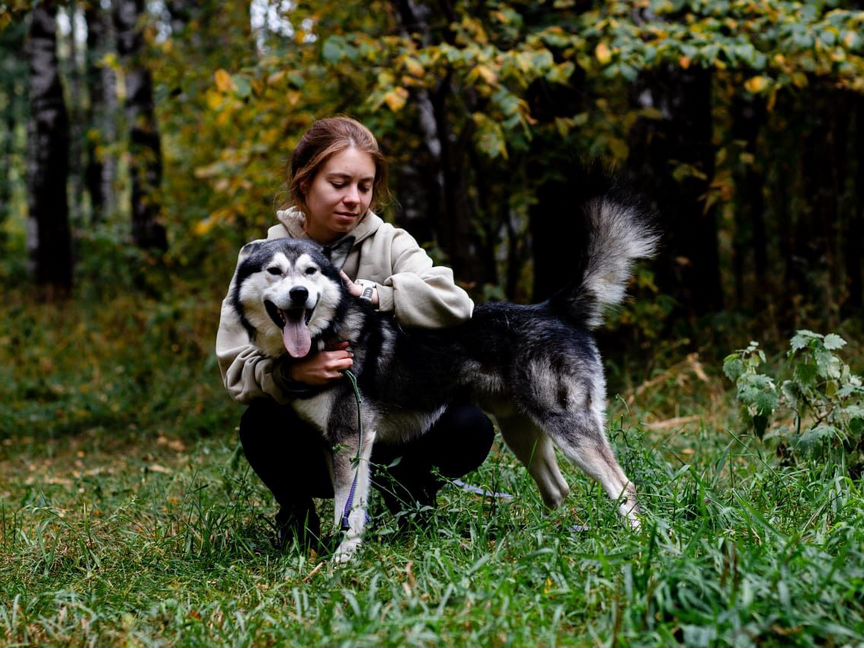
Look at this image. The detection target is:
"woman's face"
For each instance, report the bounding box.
[302,146,376,244]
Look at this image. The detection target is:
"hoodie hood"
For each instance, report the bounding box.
[270,206,383,249]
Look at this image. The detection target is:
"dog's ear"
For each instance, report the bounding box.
[237,240,265,261]
[323,236,355,270]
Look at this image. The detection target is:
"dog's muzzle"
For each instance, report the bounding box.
[264,297,316,358]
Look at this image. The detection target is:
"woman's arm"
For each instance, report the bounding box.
[358,224,474,328]
[216,296,305,403]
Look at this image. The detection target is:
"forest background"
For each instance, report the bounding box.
[2,1,864,646]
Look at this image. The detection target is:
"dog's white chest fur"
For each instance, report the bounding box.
[292,391,338,431]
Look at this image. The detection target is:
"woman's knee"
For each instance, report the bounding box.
[238,399,334,500]
[239,399,279,446]
[427,405,495,477]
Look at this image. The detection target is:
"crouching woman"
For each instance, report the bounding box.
[215,116,494,550]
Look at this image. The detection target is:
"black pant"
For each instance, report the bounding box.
[239,398,495,513]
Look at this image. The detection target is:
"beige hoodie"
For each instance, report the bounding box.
[215,208,474,404]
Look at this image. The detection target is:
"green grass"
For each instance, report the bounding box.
[1,292,863,647]
[3,422,863,646]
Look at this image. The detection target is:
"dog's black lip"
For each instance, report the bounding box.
[264,299,315,329]
[264,299,285,329]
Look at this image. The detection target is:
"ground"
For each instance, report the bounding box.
[2,398,863,647]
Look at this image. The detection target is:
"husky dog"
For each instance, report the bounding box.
[229,193,658,562]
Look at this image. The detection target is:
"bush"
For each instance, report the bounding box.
[724,331,864,475]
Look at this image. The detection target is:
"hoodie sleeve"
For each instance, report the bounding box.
[374,227,474,327]
[215,302,286,405]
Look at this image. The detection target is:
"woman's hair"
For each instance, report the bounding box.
[288,116,390,214]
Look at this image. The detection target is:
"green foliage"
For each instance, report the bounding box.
[724,331,864,472]
[0,286,236,442]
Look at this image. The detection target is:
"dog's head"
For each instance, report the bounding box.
[231,237,353,358]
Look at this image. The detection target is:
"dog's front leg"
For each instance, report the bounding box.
[331,417,377,564]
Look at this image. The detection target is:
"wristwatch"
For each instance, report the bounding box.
[356,279,376,302]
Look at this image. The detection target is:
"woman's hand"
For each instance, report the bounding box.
[288,341,354,386]
[340,271,379,307]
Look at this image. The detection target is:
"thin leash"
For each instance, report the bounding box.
[340,369,363,531]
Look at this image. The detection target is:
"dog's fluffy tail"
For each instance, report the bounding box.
[550,190,659,330]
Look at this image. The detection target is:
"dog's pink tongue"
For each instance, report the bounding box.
[283,317,311,358]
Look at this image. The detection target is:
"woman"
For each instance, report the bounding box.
[216,117,494,549]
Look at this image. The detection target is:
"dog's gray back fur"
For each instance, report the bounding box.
[231,190,657,561]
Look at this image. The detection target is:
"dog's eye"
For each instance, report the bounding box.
[266,267,282,276]
[305,267,317,275]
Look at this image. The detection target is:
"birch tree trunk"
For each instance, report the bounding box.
[0,21,28,253]
[114,0,167,251]
[84,0,117,224]
[27,1,73,292]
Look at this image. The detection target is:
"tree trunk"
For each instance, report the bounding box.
[530,177,576,302]
[0,107,13,252]
[390,0,443,246]
[525,74,586,302]
[0,20,28,254]
[65,0,85,228]
[730,93,767,311]
[114,0,167,251]
[27,1,73,292]
[84,0,115,224]
[390,0,489,286]
[844,96,864,316]
[630,67,722,316]
[431,95,484,282]
[798,90,846,327]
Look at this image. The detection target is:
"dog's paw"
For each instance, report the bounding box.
[332,538,362,564]
[622,505,642,531]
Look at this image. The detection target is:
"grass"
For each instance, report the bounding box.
[1,290,863,647]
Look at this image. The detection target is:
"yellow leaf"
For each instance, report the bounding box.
[516,51,534,73]
[267,70,287,86]
[595,42,612,65]
[844,31,858,48]
[384,87,409,112]
[205,89,224,110]
[609,138,629,161]
[193,217,215,237]
[475,64,498,85]
[791,73,808,89]
[262,128,282,146]
[679,56,691,70]
[744,76,767,93]
[767,88,778,112]
[404,57,425,78]
[214,69,235,93]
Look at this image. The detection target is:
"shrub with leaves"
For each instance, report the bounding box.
[724,331,864,473]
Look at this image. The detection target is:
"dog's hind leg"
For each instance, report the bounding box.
[330,414,378,563]
[498,413,570,509]
[541,412,640,529]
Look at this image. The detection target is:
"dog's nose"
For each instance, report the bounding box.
[289,286,309,304]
